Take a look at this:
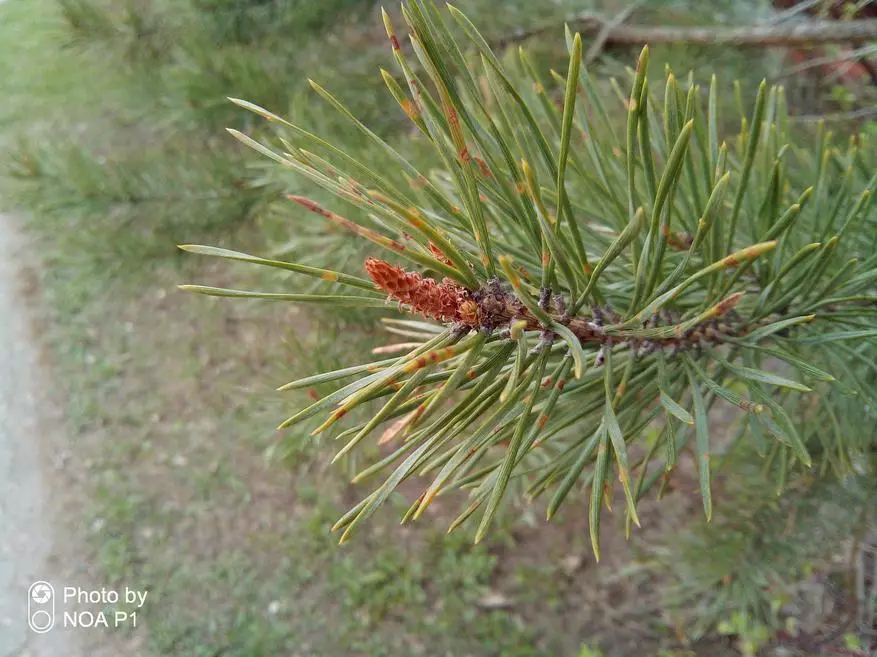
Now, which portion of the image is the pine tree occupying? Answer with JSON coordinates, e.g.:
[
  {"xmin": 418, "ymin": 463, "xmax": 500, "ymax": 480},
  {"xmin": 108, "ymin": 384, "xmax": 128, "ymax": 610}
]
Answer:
[{"xmin": 180, "ymin": 1, "xmax": 877, "ymax": 561}]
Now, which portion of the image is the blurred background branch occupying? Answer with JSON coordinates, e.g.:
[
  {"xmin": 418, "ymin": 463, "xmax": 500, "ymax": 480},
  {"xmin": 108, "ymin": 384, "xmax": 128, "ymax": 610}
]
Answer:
[{"xmin": 494, "ymin": 13, "xmax": 877, "ymax": 50}]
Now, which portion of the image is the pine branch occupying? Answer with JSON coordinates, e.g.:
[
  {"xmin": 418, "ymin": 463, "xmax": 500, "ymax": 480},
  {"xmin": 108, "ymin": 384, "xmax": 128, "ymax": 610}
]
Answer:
[
  {"xmin": 362, "ymin": 256, "xmax": 788, "ymax": 358},
  {"xmin": 180, "ymin": 0, "xmax": 877, "ymax": 551}
]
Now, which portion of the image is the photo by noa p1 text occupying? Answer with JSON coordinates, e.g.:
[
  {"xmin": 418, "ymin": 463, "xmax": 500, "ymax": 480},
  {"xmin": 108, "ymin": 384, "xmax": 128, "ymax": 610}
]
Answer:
[{"xmin": 28, "ymin": 581, "xmax": 148, "ymax": 634}]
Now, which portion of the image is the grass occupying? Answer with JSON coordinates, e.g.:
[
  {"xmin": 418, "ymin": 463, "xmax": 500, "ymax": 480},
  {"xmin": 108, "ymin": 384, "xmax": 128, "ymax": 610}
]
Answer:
[{"xmin": 3, "ymin": 0, "xmax": 872, "ymax": 655}]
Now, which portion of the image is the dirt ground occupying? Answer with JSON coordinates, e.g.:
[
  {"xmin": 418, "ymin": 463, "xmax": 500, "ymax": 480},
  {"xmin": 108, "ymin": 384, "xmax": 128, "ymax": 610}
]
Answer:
[{"xmin": 0, "ymin": 212, "xmax": 145, "ymax": 657}]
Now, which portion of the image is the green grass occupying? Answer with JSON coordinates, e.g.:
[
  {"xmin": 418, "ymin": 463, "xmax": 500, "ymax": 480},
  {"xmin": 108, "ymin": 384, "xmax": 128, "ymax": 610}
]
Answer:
[
  {"xmin": 0, "ymin": 0, "xmax": 128, "ymax": 130},
  {"xmin": 91, "ymin": 460, "xmax": 547, "ymax": 656}
]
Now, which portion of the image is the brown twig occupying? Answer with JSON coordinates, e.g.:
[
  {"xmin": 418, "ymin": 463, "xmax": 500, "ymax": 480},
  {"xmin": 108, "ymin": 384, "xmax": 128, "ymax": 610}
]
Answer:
[
  {"xmin": 365, "ymin": 259, "xmax": 762, "ymax": 360},
  {"xmin": 788, "ymin": 105, "xmax": 877, "ymax": 122},
  {"xmin": 492, "ymin": 16, "xmax": 877, "ymax": 50},
  {"xmin": 583, "ymin": 1, "xmax": 646, "ymax": 65},
  {"xmin": 775, "ymin": 44, "xmax": 877, "ymax": 78}
]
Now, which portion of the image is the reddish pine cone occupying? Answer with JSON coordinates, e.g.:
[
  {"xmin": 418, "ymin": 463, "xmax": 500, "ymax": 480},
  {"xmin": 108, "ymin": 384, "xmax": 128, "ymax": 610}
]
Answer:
[{"xmin": 365, "ymin": 258, "xmax": 473, "ymax": 323}]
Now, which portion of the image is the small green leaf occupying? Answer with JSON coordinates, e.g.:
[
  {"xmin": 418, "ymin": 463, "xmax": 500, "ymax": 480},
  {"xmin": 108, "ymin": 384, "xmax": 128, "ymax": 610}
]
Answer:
[
  {"xmin": 334, "ymin": 369, "xmax": 430, "ymax": 462},
  {"xmin": 733, "ymin": 345, "xmax": 835, "ymax": 382},
  {"xmin": 708, "ymin": 74, "xmax": 719, "ymax": 173},
  {"xmin": 475, "ymin": 351, "xmax": 550, "ymax": 543},
  {"xmin": 277, "ymin": 357, "xmax": 397, "ymax": 391},
  {"xmin": 686, "ymin": 364, "xmax": 713, "ymax": 521},
  {"xmin": 744, "ymin": 315, "xmax": 815, "ymax": 342},
  {"xmin": 576, "ymin": 207, "xmax": 644, "ymax": 308},
  {"xmin": 603, "ymin": 351, "xmax": 640, "ymax": 528},
  {"xmin": 552, "ymin": 323, "xmax": 587, "ymax": 379},
  {"xmin": 546, "ymin": 424, "xmax": 603, "ymax": 520},
  {"xmin": 555, "ymin": 33, "xmax": 586, "ymax": 259},
  {"xmin": 589, "ymin": 427, "xmax": 610, "ymax": 561},
  {"xmin": 659, "ymin": 390, "xmax": 694, "ymax": 425},
  {"xmin": 749, "ymin": 413, "xmax": 768, "ymax": 456},
  {"xmin": 762, "ymin": 187, "xmax": 812, "ymax": 241},
  {"xmin": 626, "ymin": 45, "xmax": 650, "ymax": 216},
  {"xmin": 795, "ymin": 329, "xmax": 877, "ymax": 345},
  {"xmin": 721, "ymin": 361, "xmax": 812, "ymax": 393},
  {"xmin": 754, "ymin": 401, "xmax": 812, "ymax": 468},
  {"xmin": 178, "ymin": 285, "xmax": 388, "ymax": 306},
  {"xmin": 686, "ymin": 356, "xmax": 763, "ymax": 413},
  {"xmin": 178, "ymin": 245, "xmax": 378, "ymax": 291},
  {"xmin": 651, "ymin": 118, "xmax": 695, "ymax": 239},
  {"xmin": 726, "ymin": 79, "xmax": 767, "ymax": 253},
  {"xmin": 755, "ymin": 242, "xmax": 823, "ymax": 314},
  {"xmin": 623, "ymin": 241, "xmax": 777, "ymax": 328}
]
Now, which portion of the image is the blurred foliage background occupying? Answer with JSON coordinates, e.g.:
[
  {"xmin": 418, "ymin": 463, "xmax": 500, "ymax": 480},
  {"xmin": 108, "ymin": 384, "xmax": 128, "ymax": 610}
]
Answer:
[{"xmin": 1, "ymin": 0, "xmax": 875, "ymax": 655}]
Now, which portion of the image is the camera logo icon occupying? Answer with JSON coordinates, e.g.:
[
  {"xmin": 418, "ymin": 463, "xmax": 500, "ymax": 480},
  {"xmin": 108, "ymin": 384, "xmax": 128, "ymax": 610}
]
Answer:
[{"xmin": 28, "ymin": 581, "xmax": 55, "ymax": 634}]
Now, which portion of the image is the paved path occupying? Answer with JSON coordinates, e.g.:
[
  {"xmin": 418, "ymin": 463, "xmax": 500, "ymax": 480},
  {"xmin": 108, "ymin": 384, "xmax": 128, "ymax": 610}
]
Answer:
[
  {"xmin": 0, "ymin": 0, "xmax": 88, "ymax": 652},
  {"xmin": 0, "ymin": 213, "xmax": 88, "ymax": 657}
]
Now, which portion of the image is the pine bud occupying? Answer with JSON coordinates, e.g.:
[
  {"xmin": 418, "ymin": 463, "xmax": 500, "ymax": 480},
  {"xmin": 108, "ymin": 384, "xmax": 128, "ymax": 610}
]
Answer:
[{"xmin": 365, "ymin": 258, "xmax": 474, "ymax": 324}]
